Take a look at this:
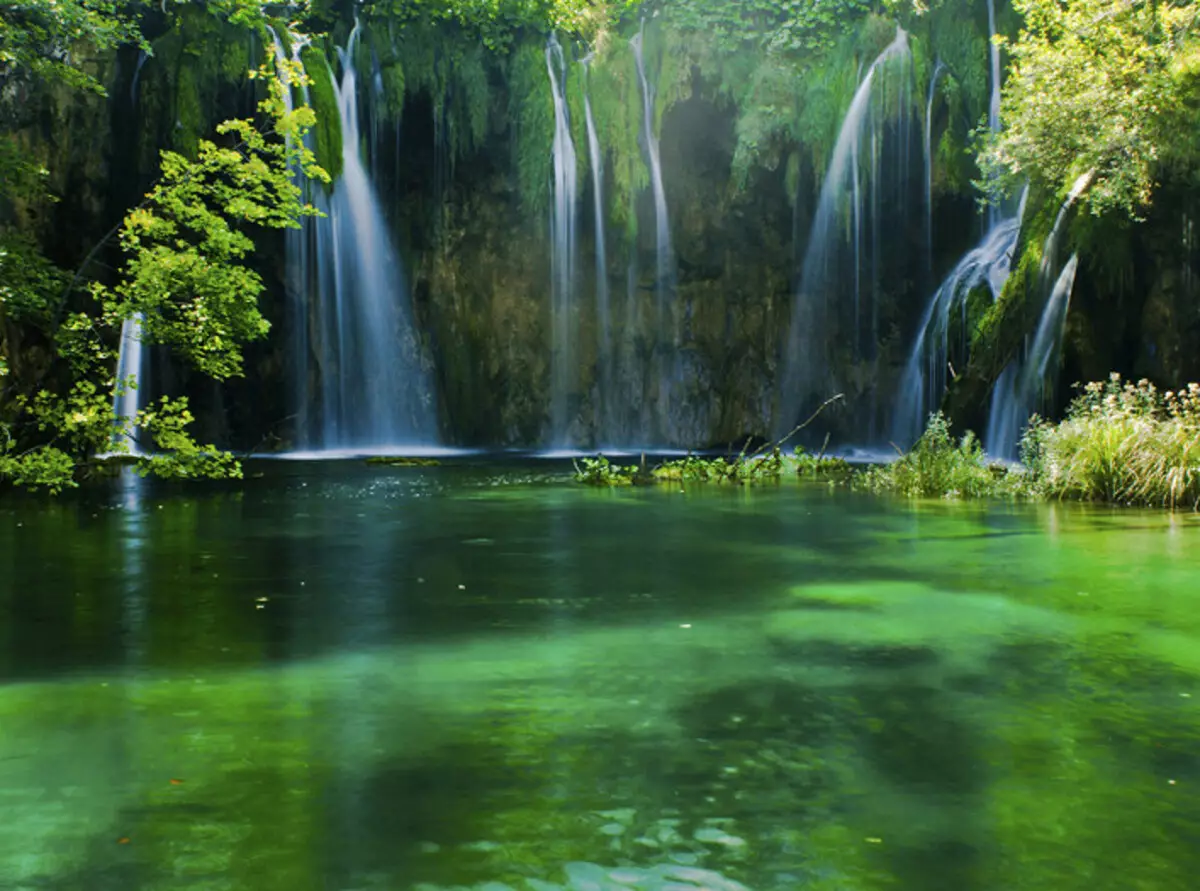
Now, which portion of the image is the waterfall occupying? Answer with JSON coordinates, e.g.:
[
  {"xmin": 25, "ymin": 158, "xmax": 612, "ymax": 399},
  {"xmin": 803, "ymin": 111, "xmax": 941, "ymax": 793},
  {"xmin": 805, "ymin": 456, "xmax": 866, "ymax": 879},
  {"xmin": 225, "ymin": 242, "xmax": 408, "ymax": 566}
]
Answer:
[
  {"xmin": 631, "ymin": 25, "xmax": 673, "ymax": 311},
  {"xmin": 924, "ymin": 59, "xmax": 945, "ymax": 279},
  {"xmin": 985, "ymin": 255, "xmax": 1080, "ymax": 458},
  {"xmin": 582, "ymin": 55, "xmax": 612, "ymax": 440},
  {"xmin": 779, "ymin": 26, "xmax": 912, "ymax": 434},
  {"xmin": 129, "ymin": 49, "xmax": 149, "ymax": 107},
  {"xmin": 631, "ymin": 23, "xmax": 680, "ymax": 444},
  {"xmin": 546, "ymin": 33, "xmax": 579, "ymax": 445},
  {"xmin": 892, "ymin": 192, "xmax": 1025, "ymax": 447},
  {"xmin": 290, "ymin": 23, "xmax": 436, "ymax": 451},
  {"xmin": 110, "ymin": 314, "xmax": 146, "ymax": 455},
  {"xmin": 983, "ymin": 171, "xmax": 1092, "ymax": 457}
]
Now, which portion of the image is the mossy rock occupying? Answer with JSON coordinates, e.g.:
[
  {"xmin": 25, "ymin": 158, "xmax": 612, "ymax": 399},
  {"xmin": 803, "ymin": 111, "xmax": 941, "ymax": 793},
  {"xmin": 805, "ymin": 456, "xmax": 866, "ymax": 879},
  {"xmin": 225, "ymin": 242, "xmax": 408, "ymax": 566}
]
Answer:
[{"xmin": 301, "ymin": 43, "xmax": 343, "ymax": 180}]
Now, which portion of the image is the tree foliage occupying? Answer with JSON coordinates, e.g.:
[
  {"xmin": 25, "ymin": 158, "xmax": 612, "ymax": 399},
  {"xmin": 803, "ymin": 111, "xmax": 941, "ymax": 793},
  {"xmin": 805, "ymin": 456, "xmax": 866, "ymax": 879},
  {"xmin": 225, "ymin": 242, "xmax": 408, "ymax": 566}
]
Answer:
[
  {"xmin": 97, "ymin": 58, "xmax": 326, "ymax": 380},
  {"xmin": 980, "ymin": 0, "xmax": 1200, "ymax": 218},
  {"xmin": 1, "ymin": 3, "xmax": 326, "ymax": 491},
  {"xmin": 0, "ymin": 0, "xmax": 141, "ymax": 100}
]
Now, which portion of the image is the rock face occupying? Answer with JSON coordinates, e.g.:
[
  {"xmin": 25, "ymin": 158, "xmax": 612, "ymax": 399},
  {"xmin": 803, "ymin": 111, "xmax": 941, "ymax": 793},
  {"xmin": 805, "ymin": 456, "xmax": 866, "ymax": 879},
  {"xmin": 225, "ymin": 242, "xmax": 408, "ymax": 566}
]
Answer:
[{"xmin": 403, "ymin": 89, "xmax": 795, "ymax": 449}]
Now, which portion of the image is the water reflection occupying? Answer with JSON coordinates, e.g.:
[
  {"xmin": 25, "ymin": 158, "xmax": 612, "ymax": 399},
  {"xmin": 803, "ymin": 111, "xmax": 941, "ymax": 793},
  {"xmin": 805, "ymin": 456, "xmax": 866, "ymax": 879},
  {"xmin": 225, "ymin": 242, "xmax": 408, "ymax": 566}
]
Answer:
[{"xmin": 0, "ymin": 460, "xmax": 1199, "ymax": 890}]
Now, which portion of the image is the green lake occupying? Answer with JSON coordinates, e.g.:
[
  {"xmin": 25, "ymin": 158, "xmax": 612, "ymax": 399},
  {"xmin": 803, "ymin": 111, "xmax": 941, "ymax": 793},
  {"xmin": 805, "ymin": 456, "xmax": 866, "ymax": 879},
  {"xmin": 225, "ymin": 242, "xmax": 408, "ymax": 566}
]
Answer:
[{"xmin": 2, "ymin": 459, "xmax": 1199, "ymax": 891}]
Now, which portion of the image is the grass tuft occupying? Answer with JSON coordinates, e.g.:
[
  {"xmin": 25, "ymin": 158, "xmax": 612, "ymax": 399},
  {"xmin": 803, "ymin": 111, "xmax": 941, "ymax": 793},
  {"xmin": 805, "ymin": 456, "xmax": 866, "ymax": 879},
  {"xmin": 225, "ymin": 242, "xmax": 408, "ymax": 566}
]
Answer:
[{"xmin": 1024, "ymin": 374, "xmax": 1200, "ymax": 510}]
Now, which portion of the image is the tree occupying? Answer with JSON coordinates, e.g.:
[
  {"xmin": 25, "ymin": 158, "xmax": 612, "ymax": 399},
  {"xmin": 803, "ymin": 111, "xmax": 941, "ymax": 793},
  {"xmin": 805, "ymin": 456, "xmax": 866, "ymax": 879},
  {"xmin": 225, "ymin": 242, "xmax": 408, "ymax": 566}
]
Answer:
[
  {"xmin": 1, "ymin": 3, "xmax": 326, "ymax": 491},
  {"xmin": 979, "ymin": 0, "xmax": 1199, "ymax": 218}
]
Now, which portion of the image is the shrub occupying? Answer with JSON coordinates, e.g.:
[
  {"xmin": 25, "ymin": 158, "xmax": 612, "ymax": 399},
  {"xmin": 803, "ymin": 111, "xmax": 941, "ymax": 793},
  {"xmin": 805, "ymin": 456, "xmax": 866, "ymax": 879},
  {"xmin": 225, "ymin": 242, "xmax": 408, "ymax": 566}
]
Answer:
[
  {"xmin": 859, "ymin": 412, "xmax": 1012, "ymax": 499},
  {"xmin": 1024, "ymin": 375, "xmax": 1200, "ymax": 510}
]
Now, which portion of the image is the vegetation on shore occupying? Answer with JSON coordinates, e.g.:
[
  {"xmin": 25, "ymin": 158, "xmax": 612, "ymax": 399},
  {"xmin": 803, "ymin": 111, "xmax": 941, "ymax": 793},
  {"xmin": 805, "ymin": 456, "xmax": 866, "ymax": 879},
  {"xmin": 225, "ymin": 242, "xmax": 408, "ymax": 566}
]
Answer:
[
  {"xmin": 577, "ymin": 375, "xmax": 1200, "ymax": 512},
  {"xmin": 1, "ymin": 1, "xmax": 325, "ymax": 492}
]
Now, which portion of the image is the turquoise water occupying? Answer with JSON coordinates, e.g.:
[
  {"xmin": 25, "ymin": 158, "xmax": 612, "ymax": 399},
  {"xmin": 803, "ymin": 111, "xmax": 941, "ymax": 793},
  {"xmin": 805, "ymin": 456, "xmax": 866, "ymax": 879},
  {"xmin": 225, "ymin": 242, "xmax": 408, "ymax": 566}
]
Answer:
[{"xmin": 2, "ymin": 460, "xmax": 1199, "ymax": 890}]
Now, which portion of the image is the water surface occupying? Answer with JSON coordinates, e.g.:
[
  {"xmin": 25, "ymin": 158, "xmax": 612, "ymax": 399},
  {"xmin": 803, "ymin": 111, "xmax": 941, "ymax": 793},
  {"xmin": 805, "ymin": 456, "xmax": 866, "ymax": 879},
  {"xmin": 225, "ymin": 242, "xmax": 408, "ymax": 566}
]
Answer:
[{"xmin": 2, "ymin": 460, "xmax": 1199, "ymax": 890}]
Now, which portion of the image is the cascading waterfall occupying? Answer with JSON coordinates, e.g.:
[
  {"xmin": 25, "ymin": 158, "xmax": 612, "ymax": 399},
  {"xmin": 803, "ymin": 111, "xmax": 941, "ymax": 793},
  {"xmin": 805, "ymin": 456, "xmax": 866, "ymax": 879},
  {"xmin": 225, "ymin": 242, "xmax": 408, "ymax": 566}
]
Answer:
[
  {"xmin": 107, "ymin": 42, "xmax": 154, "ymax": 456},
  {"xmin": 630, "ymin": 23, "xmax": 682, "ymax": 443},
  {"xmin": 129, "ymin": 49, "xmax": 149, "ymax": 106},
  {"xmin": 892, "ymin": 191, "xmax": 1025, "ymax": 447},
  {"xmin": 779, "ymin": 26, "xmax": 912, "ymax": 434},
  {"xmin": 984, "ymin": 171, "xmax": 1093, "ymax": 458},
  {"xmin": 985, "ymin": 254, "xmax": 1080, "ymax": 458},
  {"xmin": 924, "ymin": 59, "xmax": 945, "ymax": 279},
  {"xmin": 582, "ymin": 54, "xmax": 612, "ymax": 441},
  {"xmin": 631, "ymin": 25, "xmax": 674, "ymax": 314},
  {"xmin": 545, "ymin": 33, "xmax": 579, "ymax": 445},
  {"xmin": 111, "ymin": 315, "xmax": 146, "ymax": 455},
  {"xmin": 290, "ymin": 23, "xmax": 436, "ymax": 451}
]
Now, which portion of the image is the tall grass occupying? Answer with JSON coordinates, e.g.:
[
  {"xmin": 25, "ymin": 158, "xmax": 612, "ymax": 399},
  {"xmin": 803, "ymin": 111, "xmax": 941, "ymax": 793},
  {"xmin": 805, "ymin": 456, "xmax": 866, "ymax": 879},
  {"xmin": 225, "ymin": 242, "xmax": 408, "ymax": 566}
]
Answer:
[
  {"xmin": 860, "ymin": 413, "xmax": 1010, "ymax": 499},
  {"xmin": 1024, "ymin": 375, "xmax": 1200, "ymax": 510}
]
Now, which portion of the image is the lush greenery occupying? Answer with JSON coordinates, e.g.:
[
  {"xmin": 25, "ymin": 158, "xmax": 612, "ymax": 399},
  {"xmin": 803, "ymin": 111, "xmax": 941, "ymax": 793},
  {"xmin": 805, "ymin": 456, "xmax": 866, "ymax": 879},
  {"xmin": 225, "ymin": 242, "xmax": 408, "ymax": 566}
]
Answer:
[
  {"xmin": 858, "ymin": 412, "xmax": 1012, "ymax": 499},
  {"xmin": 578, "ymin": 377, "xmax": 1200, "ymax": 513},
  {"xmin": 1024, "ymin": 375, "xmax": 1200, "ymax": 510},
  {"xmin": 574, "ymin": 446, "xmax": 852, "ymax": 488},
  {"xmin": 839, "ymin": 377, "xmax": 1200, "ymax": 510},
  {"xmin": 1, "ymin": 1, "xmax": 324, "ymax": 491},
  {"xmin": 979, "ymin": 0, "xmax": 1200, "ymax": 217}
]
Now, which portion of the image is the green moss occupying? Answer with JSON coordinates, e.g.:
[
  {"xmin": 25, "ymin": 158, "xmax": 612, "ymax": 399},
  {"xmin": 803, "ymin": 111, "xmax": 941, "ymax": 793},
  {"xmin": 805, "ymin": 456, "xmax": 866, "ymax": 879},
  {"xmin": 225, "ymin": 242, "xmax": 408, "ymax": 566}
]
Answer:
[
  {"xmin": 509, "ymin": 41, "xmax": 555, "ymax": 214},
  {"xmin": 588, "ymin": 38, "xmax": 647, "ymax": 238},
  {"xmin": 172, "ymin": 63, "xmax": 204, "ymax": 157},
  {"xmin": 301, "ymin": 44, "xmax": 343, "ymax": 180},
  {"xmin": 380, "ymin": 62, "xmax": 407, "ymax": 120}
]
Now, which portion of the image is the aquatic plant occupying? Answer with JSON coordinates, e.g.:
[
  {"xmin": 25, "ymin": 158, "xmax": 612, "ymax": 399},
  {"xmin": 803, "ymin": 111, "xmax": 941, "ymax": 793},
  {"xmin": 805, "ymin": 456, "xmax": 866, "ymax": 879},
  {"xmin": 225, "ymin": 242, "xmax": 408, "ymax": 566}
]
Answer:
[
  {"xmin": 1023, "ymin": 374, "xmax": 1200, "ymax": 510},
  {"xmin": 794, "ymin": 447, "xmax": 852, "ymax": 480},
  {"xmin": 573, "ymin": 455, "xmax": 639, "ymax": 486}
]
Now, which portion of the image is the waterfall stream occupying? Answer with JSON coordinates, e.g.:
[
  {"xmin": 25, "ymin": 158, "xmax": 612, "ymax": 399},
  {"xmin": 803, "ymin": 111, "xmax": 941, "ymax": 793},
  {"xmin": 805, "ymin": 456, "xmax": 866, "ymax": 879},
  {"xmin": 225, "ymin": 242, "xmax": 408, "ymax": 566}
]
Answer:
[
  {"xmin": 779, "ymin": 26, "xmax": 912, "ymax": 435},
  {"xmin": 631, "ymin": 23, "xmax": 681, "ymax": 443},
  {"xmin": 582, "ymin": 55, "xmax": 612, "ymax": 441},
  {"xmin": 111, "ymin": 315, "xmax": 146, "ymax": 455},
  {"xmin": 631, "ymin": 25, "xmax": 673, "ymax": 313},
  {"xmin": 924, "ymin": 59, "xmax": 945, "ymax": 280},
  {"xmin": 288, "ymin": 23, "xmax": 437, "ymax": 452},
  {"xmin": 546, "ymin": 33, "xmax": 579, "ymax": 445},
  {"xmin": 892, "ymin": 197, "xmax": 1024, "ymax": 448},
  {"xmin": 985, "ymin": 254, "xmax": 1080, "ymax": 458},
  {"xmin": 984, "ymin": 172, "xmax": 1092, "ymax": 457}
]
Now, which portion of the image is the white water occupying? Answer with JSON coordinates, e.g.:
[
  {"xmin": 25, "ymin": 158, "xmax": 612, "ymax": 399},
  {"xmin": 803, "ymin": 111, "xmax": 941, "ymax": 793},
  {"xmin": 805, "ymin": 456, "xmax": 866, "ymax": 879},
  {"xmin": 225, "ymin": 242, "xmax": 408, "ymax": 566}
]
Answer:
[
  {"xmin": 631, "ymin": 23, "xmax": 682, "ymax": 443},
  {"xmin": 129, "ymin": 49, "xmax": 149, "ymax": 106},
  {"xmin": 924, "ymin": 59, "xmax": 945, "ymax": 278},
  {"xmin": 631, "ymin": 25, "xmax": 673, "ymax": 310},
  {"xmin": 290, "ymin": 24, "xmax": 436, "ymax": 450},
  {"xmin": 982, "ymin": 173, "xmax": 1091, "ymax": 457},
  {"xmin": 892, "ymin": 204, "xmax": 1023, "ymax": 448},
  {"xmin": 110, "ymin": 314, "xmax": 146, "ymax": 455},
  {"xmin": 546, "ymin": 34, "xmax": 579, "ymax": 445},
  {"xmin": 582, "ymin": 56, "xmax": 612, "ymax": 439},
  {"xmin": 779, "ymin": 26, "xmax": 911, "ymax": 434},
  {"xmin": 985, "ymin": 254, "xmax": 1080, "ymax": 458}
]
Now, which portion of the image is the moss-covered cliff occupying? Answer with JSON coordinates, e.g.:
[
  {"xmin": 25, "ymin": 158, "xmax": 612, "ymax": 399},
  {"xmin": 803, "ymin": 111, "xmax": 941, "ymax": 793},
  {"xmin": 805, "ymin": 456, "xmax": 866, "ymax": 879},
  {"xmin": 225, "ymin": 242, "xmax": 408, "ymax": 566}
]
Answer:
[{"xmin": 7, "ymin": 0, "xmax": 1199, "ymax": 457}]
